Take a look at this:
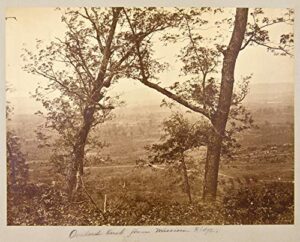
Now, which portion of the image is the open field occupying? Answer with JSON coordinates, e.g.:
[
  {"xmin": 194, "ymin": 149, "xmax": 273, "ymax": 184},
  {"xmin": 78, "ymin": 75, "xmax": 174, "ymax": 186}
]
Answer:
[{"xmin": 27, "ymin": 142, "xmax": 294, "ymax": 202}]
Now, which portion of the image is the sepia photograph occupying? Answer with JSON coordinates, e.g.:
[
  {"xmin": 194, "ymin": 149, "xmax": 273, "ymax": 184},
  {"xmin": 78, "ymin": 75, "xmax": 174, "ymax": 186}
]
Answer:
[{"xmin": 1, "ymin": 0, "xmax": 299, "ymax": 241}]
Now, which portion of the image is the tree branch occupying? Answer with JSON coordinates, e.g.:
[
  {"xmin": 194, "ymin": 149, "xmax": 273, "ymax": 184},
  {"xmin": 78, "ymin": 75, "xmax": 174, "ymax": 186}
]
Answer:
[
  {"xmin": 252, "ymin": 39, "xmax": 292, "ymax": 56},
  {"xmin": 34, "ymin": 68, "xmax": 86, "ymax": 103},
  {"xmin": 94, "ymin": 8, "xmax": 121, "ymax": 89},
  {"xmin": 240, "ymin": 33, "xmax": 255, "ymax": 50},
  {"xmin": 123, "ymin": 8, "xmax": 212, "ymax": 121},
  {"xmin": 83, "ymin": 7, "xmax": 105, "ymax": 53}
]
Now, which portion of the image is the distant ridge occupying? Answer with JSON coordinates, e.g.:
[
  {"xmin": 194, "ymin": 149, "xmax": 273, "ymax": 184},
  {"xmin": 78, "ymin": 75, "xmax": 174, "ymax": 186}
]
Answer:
[
  {"xmin": 245, "ymin": 82, "xmax": 293, "ymax": 105},
  {"xmin": 7, "ymin": 82, "xmax": 293, "ymax": 115}
]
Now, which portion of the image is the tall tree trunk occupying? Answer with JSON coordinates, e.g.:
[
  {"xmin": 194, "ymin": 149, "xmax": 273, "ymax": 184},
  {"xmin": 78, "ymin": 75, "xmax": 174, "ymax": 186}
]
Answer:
[
  {"xmin": 181, "ymin": 153, "xmax": 192, "ymax": 203},
  {"xmin": 202, "ymin": 8, "xmax": 248, "ymax": 201}
]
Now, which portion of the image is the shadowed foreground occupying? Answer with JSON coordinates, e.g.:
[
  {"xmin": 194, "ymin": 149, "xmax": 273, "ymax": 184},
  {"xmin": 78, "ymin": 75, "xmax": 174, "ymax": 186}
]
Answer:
[{"xmin": 8, "ymin": 168, "xmax": 293, "ymax": 225}]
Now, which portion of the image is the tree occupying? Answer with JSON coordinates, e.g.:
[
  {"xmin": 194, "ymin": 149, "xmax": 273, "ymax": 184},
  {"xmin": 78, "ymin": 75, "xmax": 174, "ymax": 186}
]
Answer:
[
  {"xmin": 23, "ymin": 8, "xmax": 124, "ymax": 198},
  {"xmin": 22, "ymin": 7, "xmax": 177, "ymax": 199},
  {"xmin": 22, "ymin": 8, "xmax": 121, "ymax": 198},
  {"xmin": 144, "ymin": 112, "xmax": 209, "ymax": 203},
  {"xmin": 124, "ymin": 7, "xmax": 293, "ymax": 200}
]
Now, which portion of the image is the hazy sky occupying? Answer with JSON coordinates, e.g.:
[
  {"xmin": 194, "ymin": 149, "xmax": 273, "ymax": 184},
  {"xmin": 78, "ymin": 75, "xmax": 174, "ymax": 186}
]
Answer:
[{"xmin": 5, "ymin": 8, "xmax": 295, "ymax": 114}]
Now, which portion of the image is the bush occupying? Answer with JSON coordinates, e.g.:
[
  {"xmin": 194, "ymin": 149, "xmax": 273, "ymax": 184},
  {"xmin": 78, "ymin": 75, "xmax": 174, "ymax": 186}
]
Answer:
[{"xmin": 223, "ymin": 182, "xmax": 294, "ymax": 224}]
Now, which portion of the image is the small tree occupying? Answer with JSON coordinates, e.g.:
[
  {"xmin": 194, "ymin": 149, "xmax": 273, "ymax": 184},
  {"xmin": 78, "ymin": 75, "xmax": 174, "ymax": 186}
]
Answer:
[{"xmin": 145, "ymin": 112, "xmax": 210, "ymax": 203}]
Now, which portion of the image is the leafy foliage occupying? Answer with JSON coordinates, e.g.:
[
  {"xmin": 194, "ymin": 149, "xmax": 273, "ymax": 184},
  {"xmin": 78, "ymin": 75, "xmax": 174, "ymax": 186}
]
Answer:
[
  {"xmin": 7, "ymin": 181, "xmax": 293, "ymax": 225},
  {"xmin": 223, "ymin": 182, "xmax": 294, "ymax": 224},
  {"xmin": 141, "ymin": 112, "xmax": 211, "ymax": 202},
  {"xmin": 145, "ymin": 112, "xmax": 209, "ymax": 164},
  {"xmin": 242, "ymin": 8, "xmax": 294, "ymax": 56}
]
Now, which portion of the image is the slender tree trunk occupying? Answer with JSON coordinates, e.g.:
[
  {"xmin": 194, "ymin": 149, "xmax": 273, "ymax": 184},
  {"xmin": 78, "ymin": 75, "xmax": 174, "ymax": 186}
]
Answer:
[
  {"xmin": 181, "ymin": 154, "xmax": 192, "ymax": 203},
  {"xmin": 202, "ymin": 8, "xmax": 248, "ymax": 201}
]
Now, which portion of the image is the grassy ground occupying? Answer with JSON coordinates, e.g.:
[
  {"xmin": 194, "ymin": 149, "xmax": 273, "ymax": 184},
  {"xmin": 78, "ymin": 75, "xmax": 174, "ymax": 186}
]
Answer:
[
  {"xmin": 9, "ymin": 145, "xmax": 294, "ymax": 225},
  {"xmin": 26, "ymin": 143, "xmax": 294, "ymax": 209}
]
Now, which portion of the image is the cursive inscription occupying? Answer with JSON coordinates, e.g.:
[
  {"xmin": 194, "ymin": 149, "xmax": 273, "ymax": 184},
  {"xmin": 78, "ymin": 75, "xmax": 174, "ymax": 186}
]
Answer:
[{"xmin": 69, "ymin": 226, "xmax": 219, "ymax": 239}]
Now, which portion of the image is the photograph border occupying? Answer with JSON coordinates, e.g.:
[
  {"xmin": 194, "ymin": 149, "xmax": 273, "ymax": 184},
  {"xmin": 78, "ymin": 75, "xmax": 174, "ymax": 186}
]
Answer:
[{"xmin": 1, "ymin": 0, "xmax": 299, "ymax": 241}]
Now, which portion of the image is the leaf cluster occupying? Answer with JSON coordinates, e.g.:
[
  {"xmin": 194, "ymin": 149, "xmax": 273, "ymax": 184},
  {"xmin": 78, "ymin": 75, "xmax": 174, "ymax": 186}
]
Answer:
[{"xmin": 145, "ymin": 112, "xmax": 210, "ymax": 164}]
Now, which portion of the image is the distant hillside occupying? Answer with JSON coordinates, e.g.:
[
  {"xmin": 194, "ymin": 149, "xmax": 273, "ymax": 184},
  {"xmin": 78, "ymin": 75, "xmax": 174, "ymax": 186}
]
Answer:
[
  {"xmin": 245, "ymin": 82, "xmax": 293, "ymax": 107},
  {"xmin": 7, "ymin": 82, "xmax": 294, "ymax": 116}
]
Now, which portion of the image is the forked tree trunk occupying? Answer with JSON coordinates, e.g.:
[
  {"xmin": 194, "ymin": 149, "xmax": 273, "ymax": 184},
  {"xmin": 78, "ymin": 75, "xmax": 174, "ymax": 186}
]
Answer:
[{"xmin": 202, "ymin": 8, "xmax": 248, "ymax": 201}]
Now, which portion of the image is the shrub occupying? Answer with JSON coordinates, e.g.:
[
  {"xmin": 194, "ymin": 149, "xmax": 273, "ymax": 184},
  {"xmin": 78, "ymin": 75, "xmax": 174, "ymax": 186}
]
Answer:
[{"xmin": 223, "ymin": 182, "xmax": 294, "ymax": 224}]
